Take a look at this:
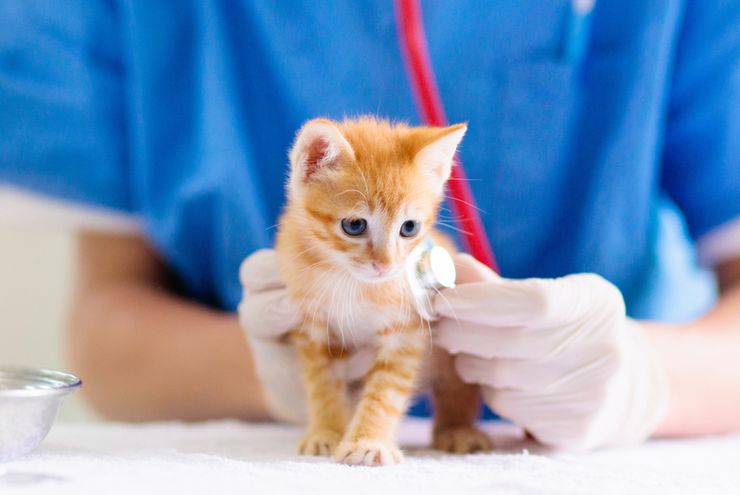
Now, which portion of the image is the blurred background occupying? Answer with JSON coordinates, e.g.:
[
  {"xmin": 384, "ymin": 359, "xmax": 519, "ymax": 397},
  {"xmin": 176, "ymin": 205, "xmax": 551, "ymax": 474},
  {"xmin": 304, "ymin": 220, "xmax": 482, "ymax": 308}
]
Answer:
[
  {"xmin": 0, "ymin": 1, "xmax": 736, "ymax": 428},
  {"xmin": 0, "ymin": 194, "xmax": 95, "ymax": 421}
]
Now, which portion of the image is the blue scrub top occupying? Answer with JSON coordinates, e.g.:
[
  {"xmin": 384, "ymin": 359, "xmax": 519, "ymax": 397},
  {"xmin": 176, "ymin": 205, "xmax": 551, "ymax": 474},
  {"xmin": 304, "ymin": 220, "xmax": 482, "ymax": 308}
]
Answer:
[{"xmin": 1, "ymin": 0, "xmax": 738, "ymax": 322}]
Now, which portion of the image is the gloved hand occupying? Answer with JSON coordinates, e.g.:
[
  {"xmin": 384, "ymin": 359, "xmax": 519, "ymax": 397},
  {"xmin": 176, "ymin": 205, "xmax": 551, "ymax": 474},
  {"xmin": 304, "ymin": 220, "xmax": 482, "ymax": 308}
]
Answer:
[
  {"xmin": 433, "ymin": 254, "xmax": 669, "ymax": 450},
  {"xmin": 238, "ymin": 250, "xmax": 374, "ymax": 423}
]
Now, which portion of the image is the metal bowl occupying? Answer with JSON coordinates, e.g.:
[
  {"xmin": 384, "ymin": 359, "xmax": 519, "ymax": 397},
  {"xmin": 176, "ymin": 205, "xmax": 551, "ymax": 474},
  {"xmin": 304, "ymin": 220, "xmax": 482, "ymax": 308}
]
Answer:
[{"xmin": 0, "ymin": 367, "xmax": 81, "ymax": 462}]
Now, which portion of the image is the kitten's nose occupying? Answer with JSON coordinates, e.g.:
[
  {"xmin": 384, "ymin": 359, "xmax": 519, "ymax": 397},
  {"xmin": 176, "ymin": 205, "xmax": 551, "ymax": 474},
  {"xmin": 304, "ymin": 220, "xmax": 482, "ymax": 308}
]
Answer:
[{"xmin": 372, "ymin": 261, "xmax": 390, "ymax": 276}]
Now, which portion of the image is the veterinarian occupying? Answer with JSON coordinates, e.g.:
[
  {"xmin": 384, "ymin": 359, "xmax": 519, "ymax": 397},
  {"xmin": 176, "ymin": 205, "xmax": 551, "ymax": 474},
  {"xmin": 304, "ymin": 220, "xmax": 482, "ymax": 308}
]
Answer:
[{"xmin": 1, "ymin": 1, "xmax": 738, "ymax": 449}]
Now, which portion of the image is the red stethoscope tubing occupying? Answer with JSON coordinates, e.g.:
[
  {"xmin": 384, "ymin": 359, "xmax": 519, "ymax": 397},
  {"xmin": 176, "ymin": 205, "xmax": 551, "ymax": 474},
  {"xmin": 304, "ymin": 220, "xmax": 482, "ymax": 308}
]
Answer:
[{"xmin": 395, "ymin": 0, "xmax": 499, "ymax": 273}]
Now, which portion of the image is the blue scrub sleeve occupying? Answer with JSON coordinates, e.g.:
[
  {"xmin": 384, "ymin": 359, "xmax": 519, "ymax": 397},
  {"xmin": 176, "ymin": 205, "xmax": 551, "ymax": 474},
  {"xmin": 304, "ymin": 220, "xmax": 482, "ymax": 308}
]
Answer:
[
  {"xmin": 661, "ymin": 0, "xmax": 740, "ymax": 240},
  {"xmin": 0, "ymin": 1, "xmax": 132, "ymax": 213}
]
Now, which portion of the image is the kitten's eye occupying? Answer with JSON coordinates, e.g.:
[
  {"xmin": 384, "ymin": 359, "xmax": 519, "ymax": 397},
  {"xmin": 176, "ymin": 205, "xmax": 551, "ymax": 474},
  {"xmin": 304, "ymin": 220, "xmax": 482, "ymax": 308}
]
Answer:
[
  {"xmin": 341, "ymin": 218, "xmax": 368, "ymax": 236},
  {"xmin": 400, "ymin": 220, "xmax": 420, "ymax": 238}
]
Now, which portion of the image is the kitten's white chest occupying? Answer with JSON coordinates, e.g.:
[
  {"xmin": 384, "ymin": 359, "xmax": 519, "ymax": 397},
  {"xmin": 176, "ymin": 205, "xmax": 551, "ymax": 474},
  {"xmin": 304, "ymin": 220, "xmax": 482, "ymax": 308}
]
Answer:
[{"xmin": 300, "ymin": 271, "xmax": 412, "ymax": 348}]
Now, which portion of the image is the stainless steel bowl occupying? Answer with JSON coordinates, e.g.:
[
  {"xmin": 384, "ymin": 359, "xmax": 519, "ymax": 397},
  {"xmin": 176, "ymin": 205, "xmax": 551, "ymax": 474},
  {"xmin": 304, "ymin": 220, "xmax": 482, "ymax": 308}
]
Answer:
[{"xmin": 0, "ymin": 367, "xmax": 81, "ymax": 462}]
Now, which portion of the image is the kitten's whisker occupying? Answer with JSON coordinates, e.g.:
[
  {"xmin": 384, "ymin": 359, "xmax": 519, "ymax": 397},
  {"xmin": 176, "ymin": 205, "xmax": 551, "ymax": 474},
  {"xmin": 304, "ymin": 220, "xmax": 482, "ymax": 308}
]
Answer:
[
  {"xmin": 408, "ymin": 281, "xmax": 433, "ymax": 348},
  {"xmin": 302, "ymin": 264, "xmax": 334, "ymax": 299},
  {"xmin": 404, "ymin": 282, "xmax": 414, "ymax": 328},
  {"xmin": 330, "ymin": 273, "xmax": 345, "ymax": 351},
  {"xmin": 444, "ymin": 195, "xmax": 487, "ymax": 214},
  {"xmin": 434, "ymin": 222, "xmax": 473, "ymax": 236},
  {"xmin": 294, "ymin": 259, "xmax": 332, "ymax": 278},
  {"xmin": 445, "ymin": 177, "xmax": 481, "ymax": 182},
  {"xmin": 338, "ymin": 273, "xmax": 345, "ymax": 349},
  {"xmin": 422, "ymin": 290, "xmax": 434, "ymax": 349},
  {"xmin": 347, "ymin": 275, "xmax": 358, "ymax": 345},
  {"xmin": 320, "ymin": 274, "xmax": 337, "ymax": 358},
  {"xmin": 335, "ymin": 188, "xmax": 369, "ymax": 205},
  {"xmin": 303, "ymin": 267, "xmax": 337, "ymax": 354},
  {"xmin": 348, "ymin": 203, "xmax": 370, "ymax": 218},
  {"xmin": 401, "ymin": 284, "xmax": 411, "ymax": 327},
  {"xmin": 431, "ymin": 286, "xmax": 462, "ymax": 333},
  {"xmin": 357, "ymin": 167, "xmax": 371, "ymax": 199},
  {"xmin": 285, "ymin": 243, "xmax": 322, "ymax": 264},
  {"xmin": 341, "ymin": 272, "xmax": 355, "ymax": 350},
  {"xmin": 436, "ymin": 206, "xmax": 478, "ymax": 223},
  {"xmin": 303, "ymin": 286, "xmax": 328, "ymax": 336},
  {"xmin": 437, "ymin": 215, "xmax": 477, "ymax": 225},
  {"xmin": 398, "ymin": 282, "xmax": 408, "ymax": 327}
]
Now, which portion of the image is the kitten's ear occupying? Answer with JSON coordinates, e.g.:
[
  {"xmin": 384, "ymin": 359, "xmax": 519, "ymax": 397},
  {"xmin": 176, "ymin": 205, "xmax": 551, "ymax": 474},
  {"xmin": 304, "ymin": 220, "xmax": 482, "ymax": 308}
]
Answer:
[
  {"xmin": 289, "ymin": 119, "xmax": 354, "ymax": 183},
  {"xmin": 413, "ymin": 123, "xmax": 467, "ymax": 187}
]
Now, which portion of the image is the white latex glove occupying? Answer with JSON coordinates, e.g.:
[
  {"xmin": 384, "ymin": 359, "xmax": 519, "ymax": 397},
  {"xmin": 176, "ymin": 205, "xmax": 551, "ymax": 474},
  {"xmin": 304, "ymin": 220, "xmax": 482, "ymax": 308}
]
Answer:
[
  {"xmin": 433, "ymin": 254, "xmax": 669, "ymax": 451},
  {"xmin": 238, "ymin": 249, "xmax": 374, "ymax": 423}
]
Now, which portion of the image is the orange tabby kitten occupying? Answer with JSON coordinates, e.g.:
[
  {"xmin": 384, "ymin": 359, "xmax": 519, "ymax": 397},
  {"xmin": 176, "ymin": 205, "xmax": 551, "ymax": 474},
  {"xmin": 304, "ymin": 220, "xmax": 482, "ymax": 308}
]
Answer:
[{"xmin": 276, "ymin": 116, "xmax": 491, "ymax": 466}]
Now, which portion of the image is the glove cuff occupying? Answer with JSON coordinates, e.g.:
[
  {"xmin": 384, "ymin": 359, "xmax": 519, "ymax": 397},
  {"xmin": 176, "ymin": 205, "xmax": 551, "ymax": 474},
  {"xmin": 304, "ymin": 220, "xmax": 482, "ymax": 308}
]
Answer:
[{"xmin": 604, "ymin": 319, "xmax": 670, "ymax": 447}]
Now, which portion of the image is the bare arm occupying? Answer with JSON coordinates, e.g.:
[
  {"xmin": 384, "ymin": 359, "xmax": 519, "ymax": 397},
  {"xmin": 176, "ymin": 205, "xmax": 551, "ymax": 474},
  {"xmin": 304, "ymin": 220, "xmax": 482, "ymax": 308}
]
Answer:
[
  {"xmin": 648, "ymin": 256, "xmax": 740, "ymax": 436},
  {"xmin": 67, "ymin": 231, "xmax": 271, "ymax": 422}
]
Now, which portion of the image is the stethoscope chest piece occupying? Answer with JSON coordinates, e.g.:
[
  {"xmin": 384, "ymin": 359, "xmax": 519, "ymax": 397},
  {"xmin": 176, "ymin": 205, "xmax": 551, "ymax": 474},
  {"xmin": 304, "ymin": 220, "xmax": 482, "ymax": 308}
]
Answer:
[{"xmin": 406, "ymin": 237, "xmax": 456, "ymax": 321}]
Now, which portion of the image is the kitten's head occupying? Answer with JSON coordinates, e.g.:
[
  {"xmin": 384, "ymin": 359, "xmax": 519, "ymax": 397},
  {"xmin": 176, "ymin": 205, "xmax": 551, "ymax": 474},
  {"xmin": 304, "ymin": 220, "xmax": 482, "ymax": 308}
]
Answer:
[{"xmin": 285, "ymin": 117, "xmax": 466, "ymax": 284}]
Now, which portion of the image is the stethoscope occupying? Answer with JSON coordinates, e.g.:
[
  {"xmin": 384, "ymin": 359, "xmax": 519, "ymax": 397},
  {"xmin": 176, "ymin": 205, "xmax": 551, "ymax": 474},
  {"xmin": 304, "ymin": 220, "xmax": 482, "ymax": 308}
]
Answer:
[{"xmin": 397, "ymin": 0, "xmax": 595, "ymax": 317}]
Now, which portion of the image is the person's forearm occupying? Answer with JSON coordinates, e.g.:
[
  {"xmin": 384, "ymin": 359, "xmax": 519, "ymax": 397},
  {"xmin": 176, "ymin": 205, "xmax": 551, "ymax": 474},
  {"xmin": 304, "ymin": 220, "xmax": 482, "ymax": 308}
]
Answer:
[
  {"xmin": 645, "ymin": 283, "xmax": 740, "ymax": 436},
  {"xmin": 68, "ymin": 279, "xmax": 272, "ymax": 422}
]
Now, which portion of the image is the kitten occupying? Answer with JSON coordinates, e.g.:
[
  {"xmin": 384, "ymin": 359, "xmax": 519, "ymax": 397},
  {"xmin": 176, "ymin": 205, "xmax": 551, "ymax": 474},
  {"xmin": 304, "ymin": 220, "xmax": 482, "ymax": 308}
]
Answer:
[{"xmin": 276, "ymin": 116, "xmax": 491, "ymax": 466}]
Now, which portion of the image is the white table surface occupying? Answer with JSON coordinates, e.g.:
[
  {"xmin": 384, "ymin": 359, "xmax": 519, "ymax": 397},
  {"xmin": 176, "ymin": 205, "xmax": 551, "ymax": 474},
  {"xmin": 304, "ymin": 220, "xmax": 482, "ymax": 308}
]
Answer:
[{"xmin": 1, "ymin": 419, "xmax": 738, "ymax": 495}]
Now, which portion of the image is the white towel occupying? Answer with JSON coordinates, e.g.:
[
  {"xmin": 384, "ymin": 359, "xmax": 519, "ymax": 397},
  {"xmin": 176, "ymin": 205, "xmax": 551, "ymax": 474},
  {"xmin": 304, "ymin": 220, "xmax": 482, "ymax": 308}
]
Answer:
[{"xmin": 1, "ymin": 419, "xmax": 738, "ymax": 495}]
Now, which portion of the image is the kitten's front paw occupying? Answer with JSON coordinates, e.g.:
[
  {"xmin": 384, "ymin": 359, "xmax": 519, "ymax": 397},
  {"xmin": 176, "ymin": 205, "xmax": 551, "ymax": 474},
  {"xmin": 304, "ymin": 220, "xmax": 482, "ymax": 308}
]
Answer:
[
  {"xmin": 334, "ymin": 439, "xmax": 403, "ymax": 466},
  {"xmin": 433, "ymin": 426, "xmax": 492, "ymax": 454},
  {"xmin": 298, "ymin": 430, "xmax": 343, "ymax": 457}
]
